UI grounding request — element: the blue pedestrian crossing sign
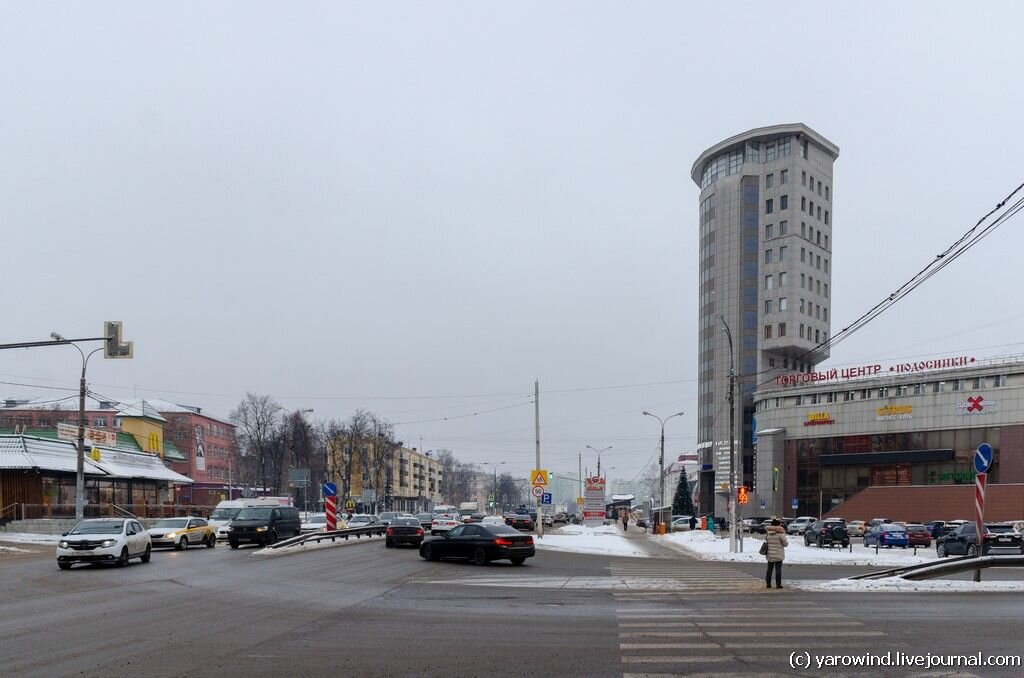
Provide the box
[974,443,994,474]
[541,492,552,505]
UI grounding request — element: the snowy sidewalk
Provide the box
[534,523,661,558]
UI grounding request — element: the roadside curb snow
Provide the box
[793,578,1024,593]
[0,532,61,545]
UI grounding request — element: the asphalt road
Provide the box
[1,534,1022,677]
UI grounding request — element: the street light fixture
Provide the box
[642,410,685,514]
[586,444,612,478]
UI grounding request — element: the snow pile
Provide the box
[796,577,1024,593]
[557,524,620,536]
[534,534,650,558]
[0,544,37,554]
[0,532,61,545]
[659,531,941,567]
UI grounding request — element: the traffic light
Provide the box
[737,486,749,505]
[103,321,133,359]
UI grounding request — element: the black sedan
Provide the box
[386,517,425,548]
[419,524,535,565]
[506,513,534,531]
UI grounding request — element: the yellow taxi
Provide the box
[146,517,217,550]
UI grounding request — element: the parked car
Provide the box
[301,513,340,533]
[863,524,909,549]
[670,516,693,532]
[553,512,568,524]
[905,524,932,547]
[57,518,151,569]
[868,518,891,528]
[541,514,553,527]
[147,517,217,550]
[227,506,301,548]
[386,517,425,548]
[787,516,817,536]
[419,523,535,565]
[506,513,534,531]
[741,517,768,533]
[937,524,1019,557]
[804,520,850,548]
[924,520,948,538]
[431,514,463,535]
[750,519,771,535]
[846,520,867,537]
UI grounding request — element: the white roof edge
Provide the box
[755,427,786,435]
[690,123,840,184]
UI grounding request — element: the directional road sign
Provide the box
[322,482,338,497]
[974,443,994,474]
[530,485,544,499]
[541,493,552,505]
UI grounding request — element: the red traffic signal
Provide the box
[737,486,749,504]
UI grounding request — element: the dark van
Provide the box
[227,506,301,548]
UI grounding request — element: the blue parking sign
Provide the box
[791,498,799,510]
[541,492,552,505]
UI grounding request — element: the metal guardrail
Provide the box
[263,524,389,550]
[851,554,1024,581]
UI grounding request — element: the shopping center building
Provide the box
[750,354,1024,520]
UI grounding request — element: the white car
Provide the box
[787,516,817,535]
[57,518,152,570]
[430,514,462,535]
[301,513,327,533]
[481,516,506,526]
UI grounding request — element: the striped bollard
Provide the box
[326,495,337,531]
[974,471,987,582]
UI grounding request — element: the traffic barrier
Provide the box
[264,524,389,550]
[850,554,1024,581]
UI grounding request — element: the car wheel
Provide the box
[229,540,239,549]
[967,544,977,557]
[141,545,152,563]
[421,544,438,561]
[472,547,489,566]
[176,536,188,551]
[937,543,946,558]
[385,539,394,548]
[117,547,130,567]
[265,530,277,546]
[58,562,72,570]
[206,534,216,548]
[510,557,526,566]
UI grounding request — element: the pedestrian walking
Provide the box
[688,515,697,531]
[700,515,707,530]
[707,515,716,534]
[763,517,788,589]
[622,510,629,532]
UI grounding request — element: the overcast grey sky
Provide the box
[3,3,1023,486]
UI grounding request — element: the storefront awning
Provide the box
[0,435,106,474]
[820,449,954,467]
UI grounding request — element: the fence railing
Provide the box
[17,504,218,520]
[0,503,21,522]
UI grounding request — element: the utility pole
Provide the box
[535,379,543,538]
[721,315,739,553]
[578,452,583,507]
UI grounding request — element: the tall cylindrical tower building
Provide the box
[690,124,839,517]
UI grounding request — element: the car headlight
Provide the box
[101,539,116,548]
[165,532,177,539]
[226,526,234,531]
[255,526,268,532]
[59,540,69,548]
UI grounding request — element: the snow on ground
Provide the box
[658,530,941,567]
[251,532,386,557]
[0,544,37,554]
[534,524,651,558]
[0,532,61,545]
[795,578,1024,593]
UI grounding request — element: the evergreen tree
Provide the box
[671,468,695,516]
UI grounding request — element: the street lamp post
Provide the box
[720,315,739,553]
[642,411,685,515]
[51,333,104,522]
[479,462,505,515]
[586,445,612,478]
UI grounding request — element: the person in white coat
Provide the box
[764,518,789,589]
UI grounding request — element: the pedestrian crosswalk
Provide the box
[607,560,767,597]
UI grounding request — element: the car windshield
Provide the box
[882,526,906,532]
[417,514,432,520]
[153,519,189,528]
[305,515,326,524]
[350,515,371,523]
[906,525,927,532]
[379,513,398,520]
[987,525,1014,533]
[484,525,521,535]
[393,518,420,526]
[235,507,273,520]
[69,520,123,535]
[210,508,241,521]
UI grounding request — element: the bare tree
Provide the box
[229,393,282,495]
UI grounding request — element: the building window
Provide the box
[815,329,820,342]
[824,259,829,273]
[764,275,773,290]
[933,382,944,393]
[817,180,822,196]
[809,226,814,242]
[764,249,773,264]
[824,210,830,226]
[779,271,788,286]
[765,173,774,189]
[800,248,806,263]
[799,298,805,313]
[779,322,786,337]
[823,307,828,321]
[781,169,789,184]
[816,231,821,246]
[816,304,821,320]
[766,142,777,162]
[801,222,806,238]
[765,199,774,214]
[801,170,807,186]
[824,283,829,297]
[779,246,787,262]
[825,185,830,201]
[94,417,107,428]
[778,137,791,157]
[824,234,829,249]
[952,379,965,392]
[779,220,788,235]
[768,358,776,367]
[780,194,788,210]
[779,296,788,311]
[817,205,822,220]
[799,323,805,338]
[801,196,806,212]
[765,299,773,314]
[878,387,889,398]
[816,254,821,269]
[801,139,808,158]
[800,273,806,289]
[816,279,821,294]
[765,325,773,339]
[809,200,814,216]
[765,223,774,239]
[971,377,981,389]
[993,375,1007,387]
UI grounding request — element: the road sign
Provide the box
[760,499,767,510]
[322,482,337,497]
[974,443,994,474]
[541,493,552,505]
[576,497,584,505]
[791,498,799,510]
[530,485,544,498]
[530,469,549,486]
